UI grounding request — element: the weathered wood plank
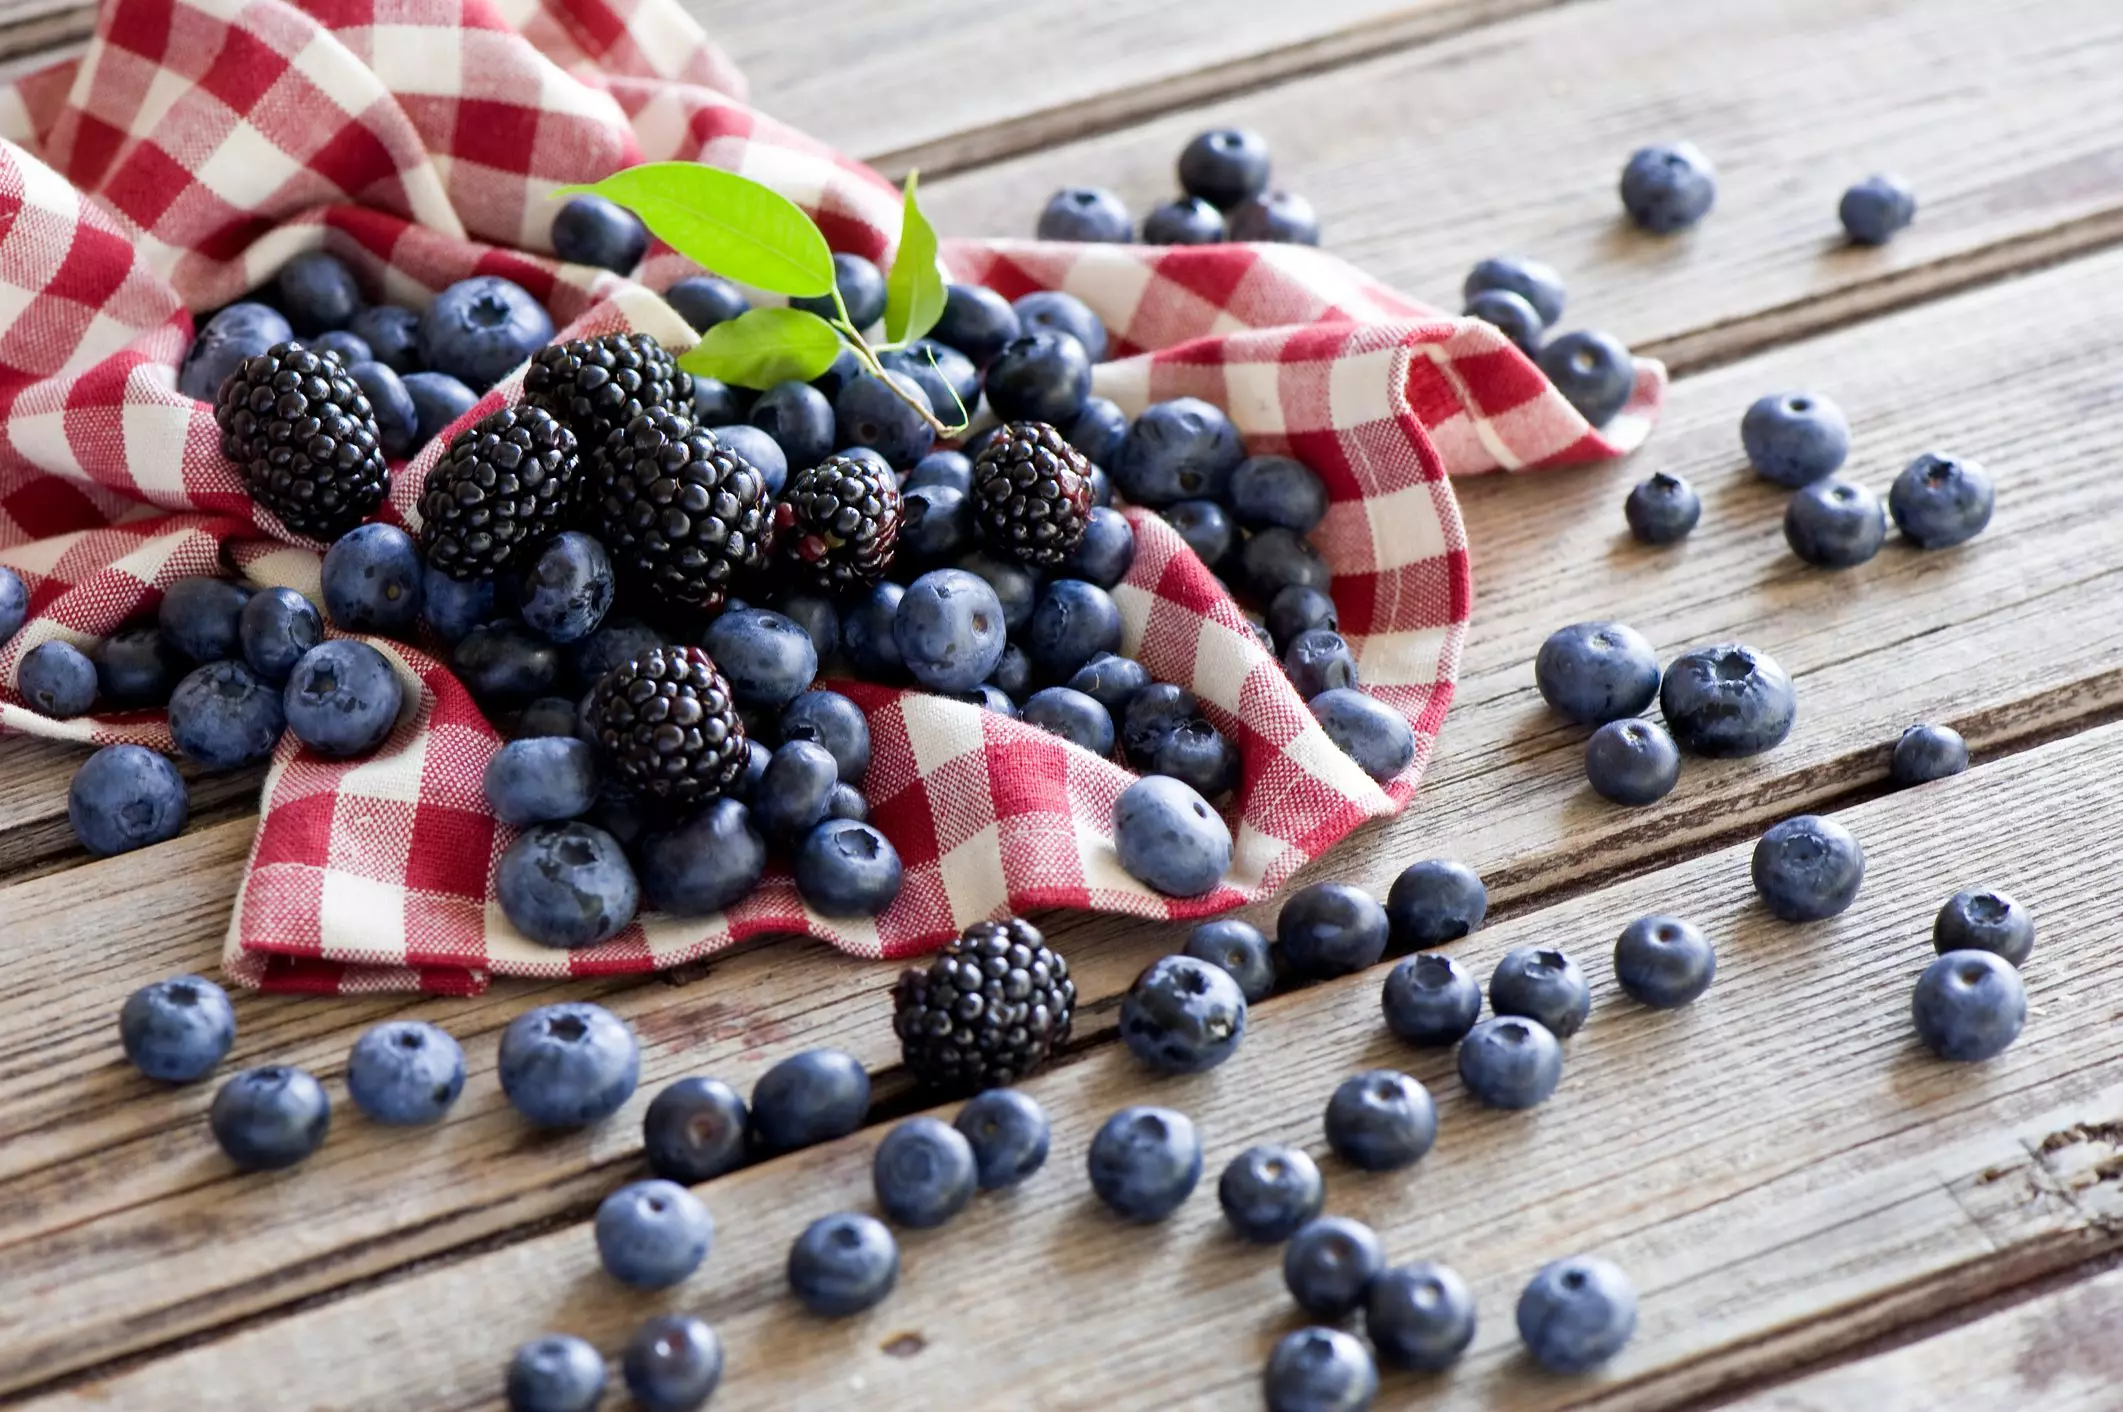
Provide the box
[11,229,2123,1393]
[920,0,2123,370]
[34,721,2123,1410]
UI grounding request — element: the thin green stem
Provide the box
[829,288,966,439]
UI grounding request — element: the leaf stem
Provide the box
[830,287,967,439]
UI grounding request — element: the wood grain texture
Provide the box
[35,722,2123,1410]
[13,229,2123,1395]
[920,0,2123,371]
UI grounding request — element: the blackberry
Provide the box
[970,420,1094,566]
[213,341,388,541]
[580,645,750,811]
[774,453,901,594]
[892,918,1075,1094]
[417,405,579,580]
[588,409,774,613]
[523,333,685,448]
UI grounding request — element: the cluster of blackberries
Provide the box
[1037,126,1319,248]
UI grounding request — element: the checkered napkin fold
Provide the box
[0,0,1663,993]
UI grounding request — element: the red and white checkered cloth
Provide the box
[0,0,1662,994]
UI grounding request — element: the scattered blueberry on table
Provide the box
[788,1212,901,1316]
[1087,1105,1202,1223]
[1613,915,1717,1009]
[1933,888,2035,966]
[505,1334,607,1412]
[621,1313,723,1412]
[1535,621,1662,726]
[345,1020,465,1125]
[1624,470,1701,544]
[1891,722,1969,785]
[1263,1326,1378,1412]
[1323,1068,1437,1171]
[872,1116,978,1229]
[1742,391,1850,487]
[1382,953,1483,1046]
[1913,950,2027,1061]
[1841,173,1917,246]
[1367,1260,1478,1372]
[120,975,236,1083]
[1218,1144,1325,1243]
[1283,1215,1386,1319]
[1120,953,1249,1074]
[1517,1254,1639,1372]
[209,1063,331,1171]
[1784,478,1887,568]
[1457,1016,1565,1110]
[953,1088,1052,1190]
[595,1179,713,1289]
[1585,717,1681,806]
[1752,814,1866,922]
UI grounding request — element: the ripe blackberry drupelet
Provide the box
[214,342,388,541]
[893,918,1076,1094]
[417,405,580,580]
[588,409,774,613]
[971,420,1094,566]
[580,645,750,811]
[524,333,686,448]
[774,452,902,593]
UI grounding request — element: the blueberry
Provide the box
[1113,774,1231,897]
[1013,290,1109,363]
[505,1335,606,1412]
[497,821,639,948]
[1027,578,1122,681]
[1518,1255,1638,1373]
[729,738,772,802]
[960,683,1020,716]
[953,548,1039,637]
[748,379,836,470]
[420,276,553,390]
[1284,1215,1386,1317]
[513,697,578,740]
[954,1088,1051,1190]
[1153,718,1241,797]
[498,1001,639,1127]
[836,371,936,468]
[277,251,361,334]
[1841,173,1916,246]
[1226,460,1327,541]
[1309,688,1415,782]
[1070,652,1151,716]
[791,252,888,329]
[1585,717,1680,806]
[179,302,293,400]
[1278,881,1389,979]
[551,193,647,273]
[1122,681,1199,765]
[1021,685,1114,754]
[1934,888,2034,966]
[771,696,864,788]
[349,304,422,374]
[1367,1262,1478,1372]
[1915,951,2027,1062]
[984,330,1093,425]
[1742,391,1850,487]
[907,450,973,495]
[893,567,1007,692]
[1262,1327,1376,1412]
[1284,628,1360,699]
[1382,953,1481,1046]
[665,274,751,332]
[1892,722,1968,785]
[516,532,612,645]
[882,339,979,421]
[749,1048,871,1156]
[1752,814,1865,922]
[1784,478,1886,569]
[1457,1015,1563,1109]
[1659,642,1796,757]
[1163,498,1234,566]
[159,575,251,662]
[0,565,25,645]
[455,620,563,709]
[1179,127,1271,209]
[1057,506,1136,589]
[120,974,235,1082]
[788,1212,898,1316]
[1465,287,1543,353]
[643,1076,748,1183]
[755,740,839,843]
[692,375,755,427]
[1490,945,1591,1038]
[17,640,96,717]
[69,744,188,856]
[871,1115,978,1230]
[483,735,597,825]
[1538,329,1636,427]
[569,615,662,685]
[1120,953,1248,1074]
[622,1314,721,1412]
[93,628,181,707]
[933,283,1022,366]
[346,360,417,457]
[1067,399,1129,469]
[1229,191,1321,245]
[987,642,1034,701]
[346,1020,465,1124]
[1179,920,1271,1006]
[698,609,816,712]
[592,1178,714,1291]
[1113,397,1244,507]
[322,523,423,636]
[1217,1144,1322,1243]
[1384,859,1487,950]
[312,330,371,367]
[169,660,284,769]
[1239,527,1331,599]
[1889,452,1994,548]
[284,639,404,757]
[1325,1069,1436,1171]
[1141,197,1225,245]
[1614,915,1716,1009]
[1620,141,1717,233]
[403,370,480,446]
[1088,1105,1201,1222]
[839,582,908,681]
[1625,471,1701,545]
[210,1064,330,1170]
[1464,256,1567,329]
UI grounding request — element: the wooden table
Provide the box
[6,0,2123,1406]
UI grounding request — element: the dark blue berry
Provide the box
[1538,329,1635,427]
[420,276,552,390]
[516,532,612,645]
[1153,718,1241,798]
[1013,290,1108,363]
[284,639,404,757]
[750,1047,870,1154]
[954,549,1039,636]
[792,252,887,329]
[499,1001,638,1127]
[665,275,750,332]
[94,627,181,707]
[159,575,251,662]
[1284,628,1359,697]
[1614,915,1716,1008]
[693,370,755,424]
[987,642,1033,701]
[1218,1144,1322,1242]
[883,339,980,420]
[1265,585,1337,653]
[1113,774,1230,897]
[1382,953,1480,1045]
[277,251,361,334]
[1070,652,1150,716]
[1490,945,1590,1038]
[1464,256,1566,328]
[1785,478,1885,568]
[1620,142,1717,233]
[179,302,292,400]
[403,370,479,445]
[1279,881,1388,979]
[513,697,577,739]
[120,974,234,1082]
[1230,454,1329,534]
[567,615,659,686]
[169,660,284,769]
[1114,397,1244,507]
[1284,1215,1386,1317]
[1121,681,1198,765]
[312,330,371,366]
[1037,185,1134,242]
[1324,1069,1435,1171]
[1164,498,1234,565]
[729,738,771,802]
[1841,174,1916,245]
[322,523,423,636]
[1752,814,1865,922]
[1263,1327,1376,1412]
[984,330,1093,425]
[69,743,187,856]
[1385,858,1487,948]
[836,371,936,468]
[755,739,839,843]
[638,798,764,917]
[1934,889,2034,967]
[1179,127,1271,209]
[594,1178,712,1291]
[895,567,1007,691]
[873,1116,977,1229]
[1465,288,1543,353]
[907,450,973,495]
[622,1314,721,1412]
[551,193,647,272]
[1142,197,1225,245]
[1915,951,2027,1062]
[483,735,597,825]
[348,304,421,374]
[1309,688,1415,781]
[643,1076,747,1183]
[497,821,638,948]
[1058,505,1135,589]
[210,1064,330,1170]
[1889,452,1994,548]
[0,565,25,644]
[1186,918,1273,1002]
[933,283,1022,366]
[1368,1262,1477,1372]
[1229,191,1320,245]
[748,380,836,470]
[348,360,417,457]
[1088,1105,1201,1222]
[959,683,1019,716]
[346,1020,465,1124]
[780,690,870,782]
[1022,685,1114,753]
[839,582,908,681]
[1067,397,1129,466]
[455,620,563,709]
[1742,390,1850,486]
[18,639,96,717]
[788,1212,898,1316]
[1518,1256,1637,1372]
[1625,471,1700,544]
[1457,1015,1563,1109]
[1659,642,1796,757]
[1027,578,1122,681]
[505,1335,605,1412]
[954,1088,1051,1190]
[1585,717,1680,806]
[1120,953,1248,1074]
[1892,722,1967,785]
[1238,526,1331,599]
[703,607,819,710]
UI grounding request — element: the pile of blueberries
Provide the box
[1037,127,1320,247]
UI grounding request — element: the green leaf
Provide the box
[559,163,834,298]
[677,307,844,388]
[883,170,947,344]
